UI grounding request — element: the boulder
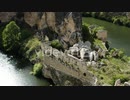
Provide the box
[0,12,16,22]
[84,41,91,48]
[91,61,97,67]
[96,30,107,42]
[124,82,130,86]
[114,79,121,86]
[87,61,92,66]
[73,43,79,47]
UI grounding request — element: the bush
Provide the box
[82,23,92,42]
[2,21,21,52]
[20,37,41,62]
[0,26,5,49]
[117,49,125,58]
[51,39,63,50]
[31,63,43,76]
[108,48,125,59]
[20,28,33,41]
[121,55,130,62]
[93,39,107,51]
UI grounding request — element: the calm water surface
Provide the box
[83,17,130,56]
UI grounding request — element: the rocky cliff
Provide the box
[0,12,82,49]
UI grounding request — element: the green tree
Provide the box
[51,39,63,50]
[2,21,21,52]
[31,63,43,76]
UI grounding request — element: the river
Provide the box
[83,17,130,56]
[0,51,50,86]
[1,17,130,86]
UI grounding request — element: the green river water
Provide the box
[0,17,130,86]
[83,17,130,56]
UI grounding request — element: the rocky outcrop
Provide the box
[114,79,121,86]
[41,42,97,86]
[0,12,17,22]
[114,79,130,86]
[96,30,107,42]
[42,62,96,86]
[42,66,84,86]
[0,12,82,49]
[124,82,130,86]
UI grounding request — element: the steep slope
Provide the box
[0,12,82,49]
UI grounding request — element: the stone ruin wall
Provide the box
[41,42,94,75]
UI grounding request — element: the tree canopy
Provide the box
[2,21,21,52]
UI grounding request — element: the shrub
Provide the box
[2,21,21,52]
[20,28,33,41]
[21,37,41,62]
[0,26,5,49]
[93,39,107,50]
[31,63,43,76]
[82,23,92,42]
[121,55,130,62]
[51,39,63,50]
[117,49,125,58]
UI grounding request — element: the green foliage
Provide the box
[82,12,91,17]
[82,23,105,43]
[20,37,42,63]
[51,39,63,50]
[88,57,130,85]
[36,50,44,60]
[0,26,5,49]
[88,24,105,37]
[25,37,41,56]
[31,63,43,76]
[121,55,130,63]
[82,12,130,27]
[108,48,125,59]
[20,28,33,41]
[111,74,130,85]
[93,39,107,50]
[2,21,21,52]
[82,23,93,42]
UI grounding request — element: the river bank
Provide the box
[82,17,130,85]
[82,12,130,27]
[83,17,130,56]
[0,13,130,86]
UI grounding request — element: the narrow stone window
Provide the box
[83,73,86,76]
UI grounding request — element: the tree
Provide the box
[2,21,21,52]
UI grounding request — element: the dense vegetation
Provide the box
[0,14,130,86]
[0,21,44,77]
[2,21,21,53]
[82,12,130,27]
[82,21,130,85]
[51,39,63,50]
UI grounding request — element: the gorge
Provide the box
[0,12,130,86]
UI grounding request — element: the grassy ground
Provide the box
[88,57,130,85]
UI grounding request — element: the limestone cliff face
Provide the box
[0,12,16,22]
[24,12,82,48]
[0,12,82,49]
